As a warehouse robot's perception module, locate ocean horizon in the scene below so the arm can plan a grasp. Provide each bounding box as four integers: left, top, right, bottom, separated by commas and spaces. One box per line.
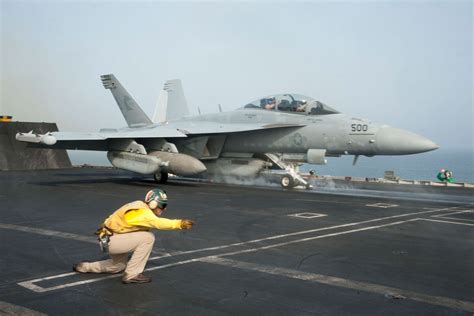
300, 148, 473, 183
68, 148, 473, 184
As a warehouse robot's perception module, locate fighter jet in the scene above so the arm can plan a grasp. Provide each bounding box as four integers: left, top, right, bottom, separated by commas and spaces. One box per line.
16, 74, 439, 188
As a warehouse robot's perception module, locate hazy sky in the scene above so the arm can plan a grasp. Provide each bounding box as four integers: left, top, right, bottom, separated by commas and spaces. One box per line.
1, 1, 472, 152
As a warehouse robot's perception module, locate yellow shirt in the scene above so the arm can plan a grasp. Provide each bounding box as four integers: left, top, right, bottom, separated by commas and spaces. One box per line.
102, 200, 182, 233
124, 208, 182, 230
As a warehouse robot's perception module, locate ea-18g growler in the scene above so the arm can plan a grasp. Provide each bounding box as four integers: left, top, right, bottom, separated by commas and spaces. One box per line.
17, 74, 439, 188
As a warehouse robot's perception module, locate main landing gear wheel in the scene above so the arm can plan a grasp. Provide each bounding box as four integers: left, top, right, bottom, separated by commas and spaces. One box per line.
154, 172, 169, 184
280, 174, 294, 189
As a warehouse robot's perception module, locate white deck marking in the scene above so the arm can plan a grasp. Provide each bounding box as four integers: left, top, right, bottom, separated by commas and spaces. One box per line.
418, 218, 474, 227
432, 210, 474, 222
0, 301, 46, 315
0, 223, 97, 243
366, 203, 399, 208
432, 210, 473, 217
147, 206, 459, 259
0, 223, 164, 256
16, 206, 463, 292
3, 207, 459, 262
18, 218, 418, 292
200, 257, 474, 313
287, 212, 327, 219
208, 219, 419, 258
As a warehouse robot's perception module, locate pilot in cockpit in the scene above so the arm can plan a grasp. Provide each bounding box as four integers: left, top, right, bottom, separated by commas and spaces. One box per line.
296, 100, 307, 112
261, 96, 277, 110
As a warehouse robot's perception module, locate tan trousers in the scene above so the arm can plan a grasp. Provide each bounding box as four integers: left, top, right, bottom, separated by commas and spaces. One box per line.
78, 231, 155, 280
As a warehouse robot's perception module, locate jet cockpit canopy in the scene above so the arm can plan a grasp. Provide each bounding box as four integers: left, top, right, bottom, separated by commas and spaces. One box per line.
242, 94, 339, 115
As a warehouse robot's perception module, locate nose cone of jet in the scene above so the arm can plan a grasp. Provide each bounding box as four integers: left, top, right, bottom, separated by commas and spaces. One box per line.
376, 127, 439, 155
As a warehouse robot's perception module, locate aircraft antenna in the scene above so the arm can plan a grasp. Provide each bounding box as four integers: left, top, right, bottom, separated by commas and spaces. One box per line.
352, 155, 359, 166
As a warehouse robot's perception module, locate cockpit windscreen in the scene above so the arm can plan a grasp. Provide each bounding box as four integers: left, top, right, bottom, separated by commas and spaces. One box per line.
242, 94, 339, 115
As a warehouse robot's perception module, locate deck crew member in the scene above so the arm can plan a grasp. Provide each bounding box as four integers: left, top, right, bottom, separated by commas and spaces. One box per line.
73, 189, 194, 284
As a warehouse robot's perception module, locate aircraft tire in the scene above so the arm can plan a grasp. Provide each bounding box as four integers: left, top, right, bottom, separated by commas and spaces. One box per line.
280, 175, 294, 189
154, 172, 169, 184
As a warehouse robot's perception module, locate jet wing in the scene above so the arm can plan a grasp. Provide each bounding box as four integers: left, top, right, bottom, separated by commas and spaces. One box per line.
16, 122, 304, 151
167, 122, 304, 135
16, 126, 188, 151
53, 127, 187, 140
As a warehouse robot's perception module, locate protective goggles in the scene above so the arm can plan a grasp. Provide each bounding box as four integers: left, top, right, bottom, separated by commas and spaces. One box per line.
157, 201, 168, 209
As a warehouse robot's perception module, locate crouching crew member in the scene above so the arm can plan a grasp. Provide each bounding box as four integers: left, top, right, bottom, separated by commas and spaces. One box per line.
73, 189, 195, 284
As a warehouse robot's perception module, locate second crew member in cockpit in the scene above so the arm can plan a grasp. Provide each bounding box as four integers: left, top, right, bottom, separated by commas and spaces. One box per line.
261, 97, 277, 110
296, 100, 307, 112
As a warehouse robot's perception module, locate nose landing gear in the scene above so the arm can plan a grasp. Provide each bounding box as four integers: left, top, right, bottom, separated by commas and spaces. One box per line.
280, 174, 294, 188
264, 153, 312, 189
280, 168, 312, 190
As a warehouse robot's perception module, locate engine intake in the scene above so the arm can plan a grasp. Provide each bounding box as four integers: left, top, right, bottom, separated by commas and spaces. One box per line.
307, 149, 327, 165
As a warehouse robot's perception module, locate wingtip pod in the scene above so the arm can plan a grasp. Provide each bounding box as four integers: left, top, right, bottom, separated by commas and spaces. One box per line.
41, 134, 57, 145
15, 132, 57, 145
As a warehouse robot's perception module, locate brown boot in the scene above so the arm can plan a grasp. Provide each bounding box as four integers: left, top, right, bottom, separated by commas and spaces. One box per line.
72, 262, 89, 273
122, 273, 152, 284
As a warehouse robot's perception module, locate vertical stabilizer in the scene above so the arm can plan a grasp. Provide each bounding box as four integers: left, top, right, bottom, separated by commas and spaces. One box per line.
101, 74, 153, 128
153, 79, 189, 123
154, 87, 168, 123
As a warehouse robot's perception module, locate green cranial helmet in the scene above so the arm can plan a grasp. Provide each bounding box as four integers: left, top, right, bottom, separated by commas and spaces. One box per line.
145, 189, 168, 209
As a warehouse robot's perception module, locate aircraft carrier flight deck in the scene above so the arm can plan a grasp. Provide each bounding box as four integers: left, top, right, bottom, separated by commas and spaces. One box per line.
0, 167, 473, 315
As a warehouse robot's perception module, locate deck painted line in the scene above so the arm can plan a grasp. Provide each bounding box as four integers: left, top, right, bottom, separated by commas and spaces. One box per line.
422, 207, 461, 210
18, 218, 418, 292
366, 203, 399, 208
432, 210, 473, 218
200, 257, 474, 313
418, 218, 474, 227
435, 217, 474, 223
148, 206, 458, 260
207, 219, 420, 258
0, 301, 46, 315
287, 212, 327, 219
0, 223, 97, 244
432, 210, 474, 222
0, 223, 171, 256
5, 207, 457, 263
